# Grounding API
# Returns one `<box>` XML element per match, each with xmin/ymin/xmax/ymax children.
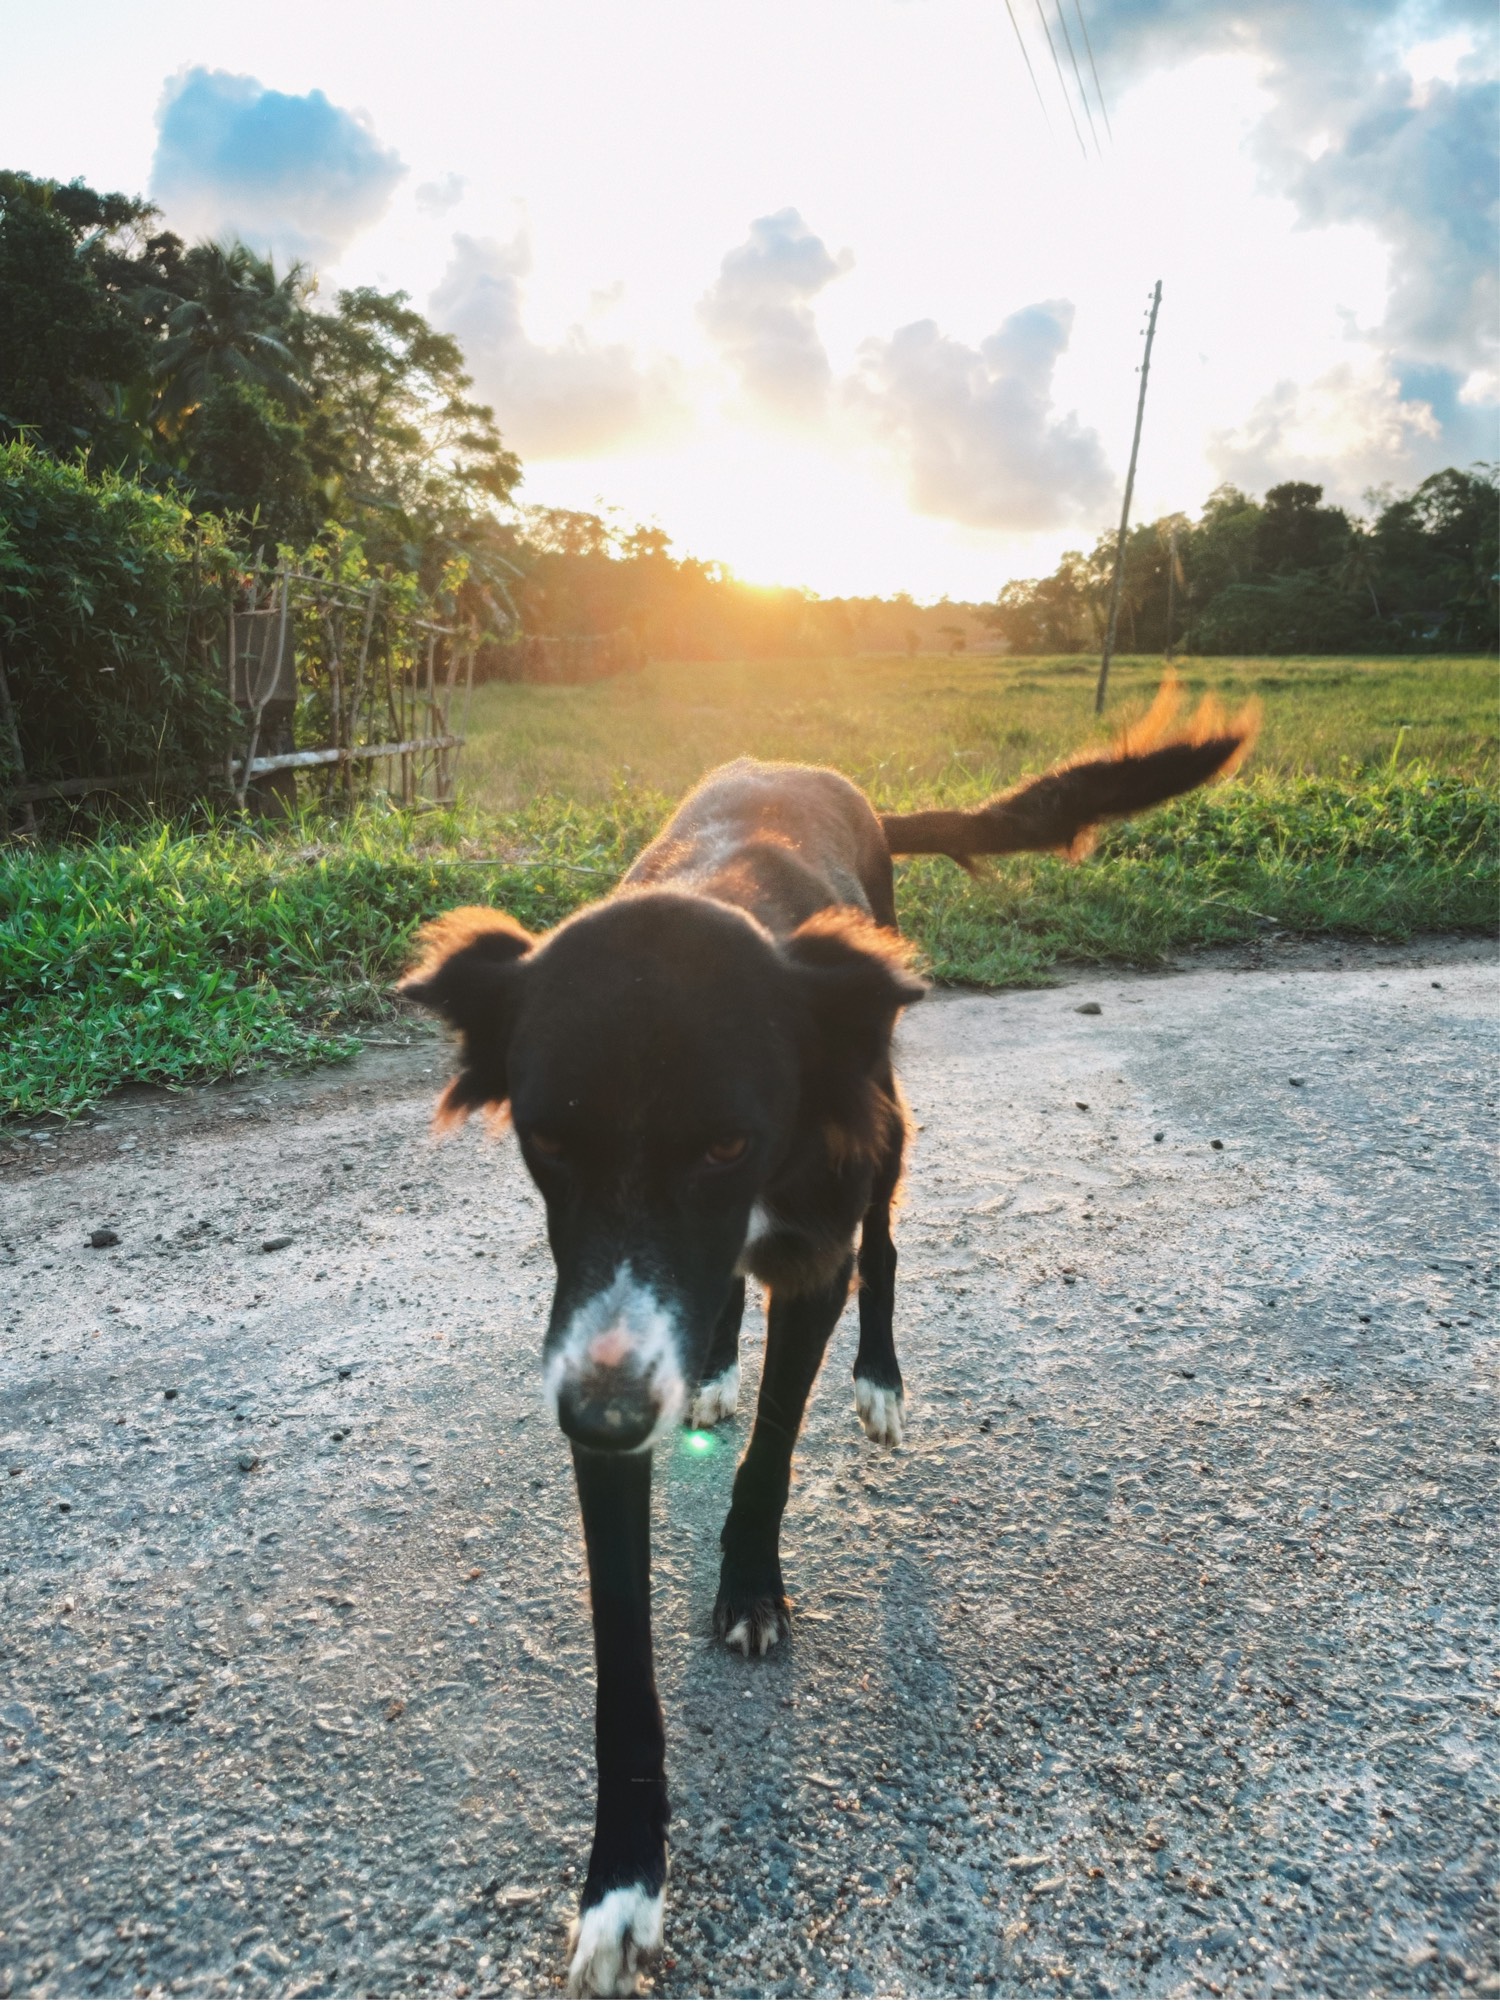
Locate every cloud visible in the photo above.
<box><xmin>851</xmin><ymin>300</ymin><xmax>1114</xmax><ymax>530</ymax></box>
<box><xmin>698</xmin><ymin>208</ymin><xmax>852</xmax><ymax>420</ymax></box>
<box><xmin>1208</xmin><ymin>360</ymin><xmax>1450</xmax><ymax>499</ymax></box>
<box><xmin>430</xmin><ymin>233</ymin><xmax>684</xmax><ymax>459</ymax></box>
<box><xmin>1292</xmin><ymin>73</ymin><xmax>1498</xmax><ymax>375</ymax></box>
<box><xmin>415</xmin><ymin>173</ymin><xmax>467</xmax><ymax>216</ymax></box>
<box><xmin>150</xmin><ymin>67</ymin><xmax>404</xmax><ymax>267</ymax></box>
<box><xmin>1085</xmin><ymin>2</ymin><xmax>1498</xmax><ymax>404</ymax></box>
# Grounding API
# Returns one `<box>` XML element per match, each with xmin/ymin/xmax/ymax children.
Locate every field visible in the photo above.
<box><xmin>2</xmin><ymin>653</ymin><xmax>1494</xmax><ymax>1118</ymax></box>
<box><xmin>460</xmin><ymin>650</ymin><xmax>1497</xmax><ymax>806</ymax></box>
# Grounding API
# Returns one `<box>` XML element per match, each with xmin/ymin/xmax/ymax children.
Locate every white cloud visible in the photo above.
<box><xmin>850</xmin><ymin>300</ymin><xmax>1115</xmax><ymax>530</ymax></box>
<box><xmin>1088</xmin><ymin>1</ymin><xmax>1499</xmax><ymax>403</ymax></box>
<box><xmin>430</xmin><ymin>233</ymin><xmax>685</xmax><ymax>460</ymax></box>
<box><xmin>1209</xmin><ymin>361</ymin><xmax>1459</xmax><ymax>503</ymax></box>
<box><xmin>150</xmin><ymin>67</ymin><xmax>404</xmax><ymax>266</ymax></box>
<box><xmin>698</xmin><ymin>208</ymin><xmax>852</xmax><ymax>421</ymax></box>
<box><xmin>415</xmin><ymin>173</ymin><xmax>466</xmax><ymax>216</ymax></box>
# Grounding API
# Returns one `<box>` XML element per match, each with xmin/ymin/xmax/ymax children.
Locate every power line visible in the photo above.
<box><xmin>1070</xmin><ymin>0</ymin><xmax>1113</xmax><ymax>143</ymax></box>
<box><xmin>1053</xmin><ymin>0</ymin><xmax>1101</xmax><ymax>155</ymax></box>
<box><xmin>1002</xmin><ymin>0</ymin><xmax>1053</xmax><ymax>131</ymax></box>
<box><xmin>1032</xmin><ymin>0</ymin><xmax>1088</xmax><ymax>156</ymax></box>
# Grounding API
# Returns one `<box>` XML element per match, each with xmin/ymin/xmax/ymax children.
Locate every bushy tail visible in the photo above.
<box><xmin>879</xmin><ymin>677</ymin><xmax>1259</xmax><ymax>867</ymax></box>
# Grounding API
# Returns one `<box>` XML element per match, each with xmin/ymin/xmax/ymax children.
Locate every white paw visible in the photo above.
<box><xmin>565</xmin><ymin>1883</ymin><xmax>664</xmax><ymax>1998</ymax></box>
<box><xmin>723</xmin><ymin>1600</ymin><xmax>788</xmax><ymax>1656</ymax></box>
<box><xmin>855</xmin><ymin>1377</ymin><xmax>905</xmax><ymax>1447</ymax></box>
<box><xmin>686</xmin><ymin>1363</ymin><xmax>739</xmax><ymax>1429</ymax></box>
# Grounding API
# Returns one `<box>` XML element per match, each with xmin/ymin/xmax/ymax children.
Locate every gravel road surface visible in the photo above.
<box><xmin>2</xmin><ymin>944</ymin><xmax>1497</xmax><ymax>2000</ymax></box>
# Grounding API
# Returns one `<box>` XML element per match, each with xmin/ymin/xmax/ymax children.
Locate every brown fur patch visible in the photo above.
<box><xmin>431</xmin><ymin>1075</ymin><xmax>516</xmax><ymax>1135</ymax></box>
<box><xmin>397</xmin><ymin>906</ymin><xmax>534</xmax><ymax>993</ymax></box>
<box><xmin>880</xmin><ymin>674</ymin><xmax>1259</xmax><ymax>866</ymax></box>
<box><xmin>789</xmin><ymin>905</ymin><xmax>921</xmax><ymax>978</ymax></box>
<box><xmin>1111</xmin><ymin>672</ymin><xmax>1260</xmax><ymax>774</ymax></box>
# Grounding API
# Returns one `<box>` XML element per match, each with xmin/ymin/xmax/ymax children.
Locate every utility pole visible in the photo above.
<box><xmin>1095</xmin><ymin>279</ymin><xmax>1161</xmax><ymax>715</ymax></box>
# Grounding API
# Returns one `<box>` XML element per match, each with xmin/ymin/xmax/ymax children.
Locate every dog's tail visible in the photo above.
<box><xmin>879</xmin><ymin>676</ymin><xmax>1259</xmax><ymax>867</ymax></box>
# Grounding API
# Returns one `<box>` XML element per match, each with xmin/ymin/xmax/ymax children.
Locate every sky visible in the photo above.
<box><xmin>5</xmin><ymin>0</ymin><xmax>1497</xmax><ymax>600</ymax></box>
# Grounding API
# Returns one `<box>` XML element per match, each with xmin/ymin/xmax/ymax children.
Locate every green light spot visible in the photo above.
<box><xmin>683</xmin><ymin>1430</ymin><xmax>717</xmax><ymax>1456</ymax></box>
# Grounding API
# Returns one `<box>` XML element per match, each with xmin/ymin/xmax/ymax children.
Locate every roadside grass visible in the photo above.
<box><xmin>0</xmin><ymin>798</ymin><xmax>656</xmax><ymax>1120</ymax></box>
<box><xmin>2</xmin><ymin>654</ymin><xmax>1494</xmax><ymax>1119</ymax></box>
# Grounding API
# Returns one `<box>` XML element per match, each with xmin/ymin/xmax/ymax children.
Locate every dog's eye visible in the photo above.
<box><xmin>528</xmin><ymin>1129</ymin><xmax>566</xmax><ymax>1160</ymax></box>
<box><xmin>703</xmin><ymin>1135</ymin><xmax>748</xmax><ymax>1168</ymax></box>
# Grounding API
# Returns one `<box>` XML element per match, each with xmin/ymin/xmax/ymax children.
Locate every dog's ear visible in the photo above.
<box><xmin>398</xmin><ymin>907</ymin><xmax>535</xmax><ymax>1128</ymax></box>
<box><xmin>783</xmin><ymin>908</ymin><xmax>926</xmax><ymax>1089</ymax></box>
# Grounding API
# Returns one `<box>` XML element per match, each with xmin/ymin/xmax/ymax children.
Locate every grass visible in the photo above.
<box><xmin>2</xmin><ymin>653</ymin><xmax>1494</xmax><ymax>1119</ymax></box>
<box><xmin>460</xmin><ymin>650</ymin><xmax>1498</xmax><ymax>805</ymax></box>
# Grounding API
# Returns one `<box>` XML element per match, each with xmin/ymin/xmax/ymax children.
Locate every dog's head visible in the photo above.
<box><xmin>400</xmin><ymin>889</ymin><xmax>923</xmax><ymax>1452</ymax></box>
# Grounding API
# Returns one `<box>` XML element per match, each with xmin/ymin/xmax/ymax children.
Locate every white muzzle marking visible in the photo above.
<box><xmin>544</xmin><ymin>1265</ymin><xmax>687</xmax><ymax>1449</ymax></box>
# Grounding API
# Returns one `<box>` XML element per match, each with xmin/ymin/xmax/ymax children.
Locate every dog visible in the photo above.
<box><xmin>400</xmin><ymin>682</ymin><xmax>1255</xmax><ymax>1997</ymax></box>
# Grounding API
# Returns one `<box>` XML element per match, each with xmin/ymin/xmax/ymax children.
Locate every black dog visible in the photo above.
<box><xmin>401</xmin><ymin>686</ymin><xmax>1253</xmax><ymax>1996</ymax></box>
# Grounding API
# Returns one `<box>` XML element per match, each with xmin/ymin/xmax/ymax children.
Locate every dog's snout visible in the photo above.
<box><xmin>556</xmin><ymin>1344</ymin><xmax>661</xmax><ymax>1452</ymax></box>
<box><xmin>548</xmin><ymin>1276</ymin><xmax>687</xmax><ymax>1451</ymax></box>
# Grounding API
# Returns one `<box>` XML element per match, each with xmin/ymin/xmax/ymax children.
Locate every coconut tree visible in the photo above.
<box><xmin>151</xmin><ymin>241</ymin><xmax>308</xmax><ymax>436</ymax></box>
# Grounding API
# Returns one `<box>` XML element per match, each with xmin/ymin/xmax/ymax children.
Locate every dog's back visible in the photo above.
<box><xmin>623</xmin><ymin>757</ymin><xmax>897</xmax><ymax>933</ymax></box>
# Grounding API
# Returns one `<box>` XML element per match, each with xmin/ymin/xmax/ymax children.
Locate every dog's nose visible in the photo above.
<box><xmin>555</xmin><ymin>1359</ymin><xmax>660</xmax><ymax>1452</ymax></box>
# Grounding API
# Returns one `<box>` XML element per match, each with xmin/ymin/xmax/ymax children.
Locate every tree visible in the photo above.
<box><xmin>1370</xmin><ymin>465</ymin><xmax>1499</xmax><ymax>649</ymax></box>
<box><xmin>975</xmin><ymin>468</ymin><xmax>1494</xmax><ymax>658</ymax></box>
<box><xmin>179</xmin><ymin>378</ymin><xmax>322</xmax><ymax>550</ymax></box>
<box><xmin>301</xmin><ymin>287</ymin><xmax>521</xmax><ymax>594</ymax></box>
<box><xmin>1182</xmin><ymin>485</ymin><xmax>1262</xmax><ymax>605</ymax></box>
<box><xmin>1195</xmin><ymin>575</ymin><xmax>1368</xmax><ymax>654</ymax></box>
<box><xmin>1255</xmin><ymin>481</ymin><xmax>1352</xmax><ymax>576</ymax></box>
<box><xmin>981</xmin><ymin>551</ymin><xmax>1097</xmax><ymax>653</ymax></box>
<box><xmin>0</xmin><ymin>172</ymin><xmax>156</xmax><ymax>455</ymax></box>
<box><xmin>150</xmin><ymin>241</ymin><xmax>309</xmax><ymax>435</ymax></box>
<box><xmin>3</xmin><ymin>172</ymin><xmax>526</xmax><ymax>623</ymax></box>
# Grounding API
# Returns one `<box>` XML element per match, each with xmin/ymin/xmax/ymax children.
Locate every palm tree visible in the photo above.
<box><xmin>1336</xmin><ymin>528</ymin><xmax>1383</xmax><ymax>621</ymax></box>
<box><xmin>150</xmin><ymin>241</ymin><xmax>308</xmax><ymax>435</ymax></box>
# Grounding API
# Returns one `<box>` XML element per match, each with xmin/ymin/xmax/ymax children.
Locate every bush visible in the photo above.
<box><xmin>180</xmin><ymin>379</ymin><xmax>322</xmax><ymax>551</ymax></box>
<box><xmin>0</xmin><ymin>441</ymin><xmax>237</xmax><ymax>798</ymax></box>
<box><xmin>1194</xmin><ymin>575</ymin><xmax>1371</xmax><ymax>655</ymax></box>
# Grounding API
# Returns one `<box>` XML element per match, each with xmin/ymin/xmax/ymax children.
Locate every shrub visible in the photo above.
<box><xmin>180</xmin><ymin>379</ymin><xmax>322</xmax><ymax>552</ymax></box>
<box><xmin>0</xmin><ymin>441</ymin><xmax>238</xmax><ymax>798</ymax></box>
<box><xmin>1194</xmin><ymin>575</ymin><xmax>1372</xmax><ymax>655</ymax></box>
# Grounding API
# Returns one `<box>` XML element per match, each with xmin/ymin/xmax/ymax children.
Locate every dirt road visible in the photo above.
<box><xmin>2</xmin><ymin>943</ymin><xmax>1496</xmax><ymax>1999</ymax></box>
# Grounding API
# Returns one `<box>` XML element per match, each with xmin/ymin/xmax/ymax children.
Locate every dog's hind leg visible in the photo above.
<box><xmin>853</xmin><ymin>1100</ymin><xmax>906</xmax><ymax>1447</ymax></box>
<box><xmin>714</xmin><ymin>1256</ymin><xmax>853</xmax><ymax>1655</ymax></box>
<box><xmin>686</xmin><ymin>1276</ymin><xmax>744</xmax><ymax>1430</ymax></box>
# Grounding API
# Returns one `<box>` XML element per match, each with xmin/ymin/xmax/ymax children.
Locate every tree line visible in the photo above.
<box><xmin>0</xmin><ymin>168</ymin><xmax>521</xmax><ymax>624</ymax></box>
<box><xmin>2</xmin><ymin>166</ymin><xmax>1495</xmax><ymax>672</ymax></box>
<box><xmin>982</xmin><ymin>471</ymin><xmax>1498</xmax><ymax>658</ymax></box>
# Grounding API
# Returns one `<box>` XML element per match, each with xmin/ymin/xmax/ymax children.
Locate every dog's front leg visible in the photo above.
<box><xmin>715</xmin><ymin>1256</ymin><xmax>854</xmax><ymax>1655</ymax></box>
<box><xmin>566</xmin><ymin>1443</ymin><xmax>669</xmax><ymax>1999</ymax></box>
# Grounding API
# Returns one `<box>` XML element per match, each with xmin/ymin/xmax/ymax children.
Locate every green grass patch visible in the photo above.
<box><xmin>901</xmin><ymin>770</ymin><xmax>1496</xmax><ymax>985</ymax></box>
<box><xmin>3</xmin><ymin>653</ymin><xmax>1495</xmax><ymax>1119</ymax></box>
<box><xmin>0</xmin><ymin>800</ymin><xmax>653</xmax><ymax>1120</ymax></box>
<box><xmin>459</xmin><ymin>650</ymin><xmax>1498</xmax><ymax>808</ymax></box>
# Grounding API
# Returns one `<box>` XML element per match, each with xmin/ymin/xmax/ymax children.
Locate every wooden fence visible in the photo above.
<box><xmin>225</xmin><ymin>564</ymin><xmax>478</xmax><ymax>813</ymax></box>
<box><xmin>1</xmin><ymin>564</ymin><xmax>479</xmax><ymax>828</ymax></box>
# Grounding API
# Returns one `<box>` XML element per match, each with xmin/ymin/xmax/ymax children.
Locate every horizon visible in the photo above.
<box><xmin>7</xmin><ymin>0</ymin><xmax>1496</xmax><ymax>600</ymax></box>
